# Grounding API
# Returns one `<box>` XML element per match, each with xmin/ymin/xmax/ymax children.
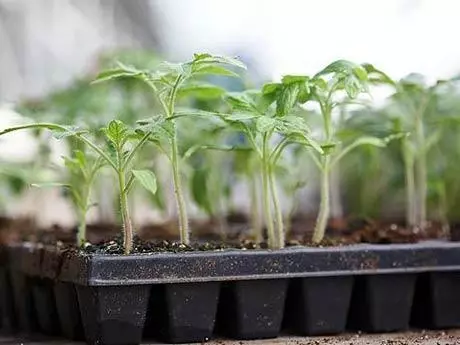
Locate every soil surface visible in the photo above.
<box><xmin>0</xmin><ymin>213</ymin><xmax>451</xmax><ymax>254</ymax></box>
<box><xmin>0</xmin><ymin>330</ymin><xmax>459</xmax><ymax>344</ymax></box>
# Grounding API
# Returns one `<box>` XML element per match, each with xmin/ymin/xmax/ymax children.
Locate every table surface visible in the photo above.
<box><xmin>1</xmin><ymin>329</ymin><xmax>459</xmax><ymax>345</ymax></box>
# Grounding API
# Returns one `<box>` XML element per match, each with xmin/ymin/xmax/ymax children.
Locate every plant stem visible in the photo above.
<box><xmin>171</xmin><ymin>131</ymin><xmax>190</xmax><ymax>244</ymax></box>
<box><xmin>77</xmin><ymin>213</ymin><xmax>86</xmax><ymax>246</ymax></box>
<box><xmin>261</xmin><ymin>133</ymin><xmax>275</xmax><ymax>248</ymax></box>
<box><xmin>77</xmin><ymin>189</ymin><xmax>90</xmax><ymax>245</ymax></box>
<box><xmin>312</xmin><ymin>155</ymin><xmax>330</xmax><ymax>243</ymax></box>
<box><xmin>414</xmin><ymin>105</ymin><xmax>427</xmax><ymax>230</ymax></box>
<box><xmin>250</xmin><ymin>173</ymin><xmax>263</xmax><ymax>243</ymax></box>
<box><xmin>117</xmin><ymin>169</ymin><xmax>133</xmax><ymax>254</ymax></box>
<box><xmin>403</xmin><ymin>140</ymin><xmax>416</xmax><ymax>227</ymax></box>
<box><xmin>268</xmin><ymin>165</ymin><xmax>284</xmax><ymax>249</ymax></box>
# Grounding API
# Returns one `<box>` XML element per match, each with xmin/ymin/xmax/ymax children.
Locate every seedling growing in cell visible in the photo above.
<box><xmin>288</xmin><ymin>60</ymin><xmax>401</xmax><ymax>243</ymax></box>
<box><xmin>32</xmin><ymin>149</ymin><xmax>105</xmax><ymax>245</ymax></box>
<box><xmin>385</xmin><ymin>75</ymin><xmax>446</xmax><ymax>231</ymax></box>
<box><xmin>221</xmin><ymin>85</ymin><xmax>323</xmax><ymax>248</ymax></box>
<box><xmin>0</xmin><ymin>121</ymin><xmax>157</xmax><ymax>253</ymax></box>
<box><xmin>94</xmin><ymin>53</ymin><xmax>246</xmax><ymax>244</ymax></box>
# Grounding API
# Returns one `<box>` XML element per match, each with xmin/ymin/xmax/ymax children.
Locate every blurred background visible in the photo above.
<box><xmin>1</xmin><ymin>0</ymin><xmax>460</xmax><ymax>231</ymax></box>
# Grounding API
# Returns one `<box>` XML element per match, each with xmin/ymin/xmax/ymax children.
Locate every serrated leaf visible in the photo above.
<box><xmin>276</xmin><ymin>83</ymin><xmax>300</xmax><ymax>116</ymax></box>
<box><xmin>224</xmin><ymin>93</ymin><xmax>259</xmax><ymax>113</ymax></box>
<box><xmin>132</xmin><ymin>170</ymin><xmax>157</xmax><ymax>195</ymax></box>
<box><xmin>51</xmin><ymin>126</ymin><xmax>86</xmax><ymax>140</ymax></box>
<box><xmin>314</xmin><ymin>59</ymin><xmax>361</xmax><ymax>78</ymax></box>
<box><xmin>256</xmin><ymin>116</ymin><xmax>276</xmax><ymax>133</ymax></box>
<box><xmin>191</xmin><ymin>53</ymin><xmax>246</xmax><ymax>70</ymax></box>
<box><xmin>102</xmin><ymin>120</ymin><xmax>129</xmax><ymax>146</ymax></box>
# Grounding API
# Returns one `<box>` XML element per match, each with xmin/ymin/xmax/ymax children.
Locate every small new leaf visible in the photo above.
<box><xmin>132</xmin><ymin>170</ymin><xmax>157</xmax><ymax>195</ymax></box>
<box><xmin>256</xmin><ymin>116</ymin><xmax>276</xmax><ymax>133</ymax></box>
<box><xmin>102</xmin><ymin>120</ymin><xmax>129</xmax><ymax>147</ymax></box>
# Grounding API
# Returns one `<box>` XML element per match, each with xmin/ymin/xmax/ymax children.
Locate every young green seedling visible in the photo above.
<box><xmin>93</xmin><ymin>53</ymin><xmax>246</xmax><ymax>244</ymax></box>
<box><xmin>221</xmin><ymin>86</ymin><xmax>322</xmax><ymax>249</ymax></box>
<box><xmin>386</xmin><ymin>75</ymin><xmax>445</xmax><ymax>230</ymax></box>
<box><xmin>0</xmin><ymin>121</ymin><xmax>156</xmax><ymax>253</ymax></box>
<box><xmin>289</xmin><ymin>60</ymin><xmax>401</xmax><ymax>243</ymax></box>
<box><xmin>33</xmin><ymin>150</ymin><xmax>105</xmax><ymax>245</ymax></box>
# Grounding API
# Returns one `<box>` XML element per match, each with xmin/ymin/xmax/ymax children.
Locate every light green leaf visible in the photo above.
<box><xmin>193</xmin><ymin>64</ymin><xmax>240</xmax><ymax>77</ymax></box>
<box><xmin>92</xmin><ymin>65</ymin><xmax>141</xmax><ymax>84</ymax></box>
<box><xmin>262</xmin><ymin>83</ymin><xmax>280</xmax><ymax>95</ymax></box>
<box><xmin>191</xmin><ymin>53</ymin><xmax>247</xmax><ymax>70</ymax></box>
<box><xmin>282</xmin><ymin>75</ymin><xmax>309</xmax><ymax>85</ymax></box>
<box><xmin>132</xmin><ymin>169</ymin><xmax>157</xmax><ymax>195</ymax></box>
<box><xmin>191</xmin><ymin>168</ymin><xmax>213</xmax><ymax>215</ymax></box>
<box><xmin>276</xmin><ymin>83</ymin><xmax>300</xmax><ymax>116</ymax></box>
<box><xmin>256</xmin><ymin>116</ymin><xmax>277</xmax><ymax>133</ymax></box>
<box><xmin>178</xmin><ymin>82</ymin><xmax>226</xmax><ymax>99</ymax></box>
<box><xmin>102</xmin><ymin>120</ymin><xmax>129</xmax><ymax>146</ymax></box>
<box><xmin>225</xmin><ymin>93</ymin><xmax>259</xmax><ymax>113</ymax></box>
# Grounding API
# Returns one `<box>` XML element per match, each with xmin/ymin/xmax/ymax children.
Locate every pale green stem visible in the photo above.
<box><xmin>117</xmin><ymin>168</ymin><xmax>133</xmax><ymax>254</ymax></box>
<box><xmin>261</xmin><ymin>133</ymin><xmax>275</xmax><ymax>248</ymax></box>
<box><xmin>312</xmin><ymin>155</ymin><xmax>330</xmax><ymax>243</ymax></box>
<box><xmin>403</xmin><ymin>141</ymin><xmax>417</xmax><ymax>227</ymax></box>
<box><xmin>77</xmin><ymin>213</ymin><xmax>87</xmax><ymax>246</ymax></box>
<box><xmin>268</xmin><ymin>165</ymin><xmax>284</xmax><ymax>249</ymax></box>
<box><xmin>171</xmin><ymin>132</ymin><xmax>189</xmax><ymax>244</ymax></box>
<box><xmin>250</xmin><ymin>173</ymin><xmax>263</xmax><ymax>243</ymax></box>
<box><xmin>414</xmin><ymin>111</ymin><xmax>427</xmax><ymax>229</ymax></box>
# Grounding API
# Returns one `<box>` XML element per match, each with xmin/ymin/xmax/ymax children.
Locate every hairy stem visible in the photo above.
<box><xmin>171</xmin><ymin>131</ymin><xmax>189</xmax><ymax>244</ymax></box>
<box><xmin>261</xmin><ymin>133</ymin><xmax>275</xmax><ymax>248</ymax></box>
<box><xmin>250</xmin><ymin>173</ymin><xmax>263</xmax><ymax>243</ymax></box>
<box><xmin>403</xmin><ymin>140</ymin><xmax>417</xmax><ymax>227</ymax></box>
<box><xmin>414</xmin><ymin>106</ymin><xmax>427</xmax><ymax>230</ymax></box>
<box><xmin>312</xmin><ymin>155</ymin><xmax>330</xmax><ymax>243</ymax></box>
<box><xmin>77</xmin><ymin>212</ymin><xmax>87</xmax><ymax>246</ymax></box>
<box><xmin>118</xmin><ymin>169</ymin><xmax>133</xmax><ymax>254</ymax></box>
<box><xmin>268</xmin><ymin>165</ymin><xmax>284</xmax><ymax>249</ymax></box>
<box><xmin>77</xmin><ymin>189</ymin><xmax>90</xmax><ymax>245</ymax></box>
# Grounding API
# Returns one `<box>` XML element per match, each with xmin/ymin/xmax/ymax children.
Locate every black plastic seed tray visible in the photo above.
<box><xmin>2</xmin><ymin>241</ymin><xmax>460</xmax><ymax>345</ymax></box>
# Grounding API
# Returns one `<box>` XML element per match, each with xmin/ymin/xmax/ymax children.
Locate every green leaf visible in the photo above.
<box><xmin>193</xmin><ymin>64</ymin><xmax>240</xmax><ymax>77</ymax></box>
<box><xmin>191</xmin><ymin>168</ymin><xmax>213</xmax><ymax>215</ymax></box>
<box><xmin>290</xmin><ymin>133</ymin><xmax>324</xmax><ymax>154</ymax></box>
<box><xmin>92</xmin><ymin>65</ymin><xmax>141</xmax><ymax>84</ymax></box>
<box><xmin>132</xmin><ymin>170</ymin><xmax>157</xmax><ymax>195</ymax></box>
<box><xmin>362</xmin><ymin>63</ymin><xmax>395</xmax><ymax>86</ymax></box>
<box><xmin>352</xmin><ymin>65</ymin><xmax>368</xmax><ymax>82</ymax></box>
<box><xmin>262</xmin><ymin>83</ymin><xmax>280</xmax><ymax>95</ymax></box>
<box><xmin>102</xmin><ymin>120</ymin><xmax>129</xmax><ymax>146</ymax></box>
<box><xmin>191</xmin><ymin>53</ymin><xmax>247</xmax><ymax>70</ymax></box>
<box><xmin>276</xmin><ymin>83</ymin><xmax>300</xmax><ymax>116</ymax></box>
<box><xmin>177</xmin><ymin>82</ymin><xmax>226</xmax><ymax>99</ymax></box>
<box><xmin>224</xmin><ymin>93</ymin><xmax>259</xmax><ymax>113</ymax></box>
<box><xmin>74</xmin><ymin>150</ymin><xmax>87</xmax><ymax>168</ymax></box>
<box><xmin>281</xmin><ymin>75</ymin><xmax>309</xmax><ymax>85</ymax></box>
<box><xmin>256</xmin><ymin>116</ymin><xmax>276</xmax><ymax>133</ymax></box>
<box><xmin>314</xmin><ymin>60</ymin><xmax>364</xmax><ymax>78</ymax></box>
